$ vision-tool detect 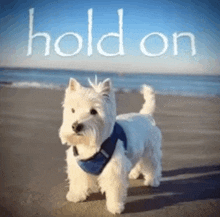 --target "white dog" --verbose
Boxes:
[59,78,162,214]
